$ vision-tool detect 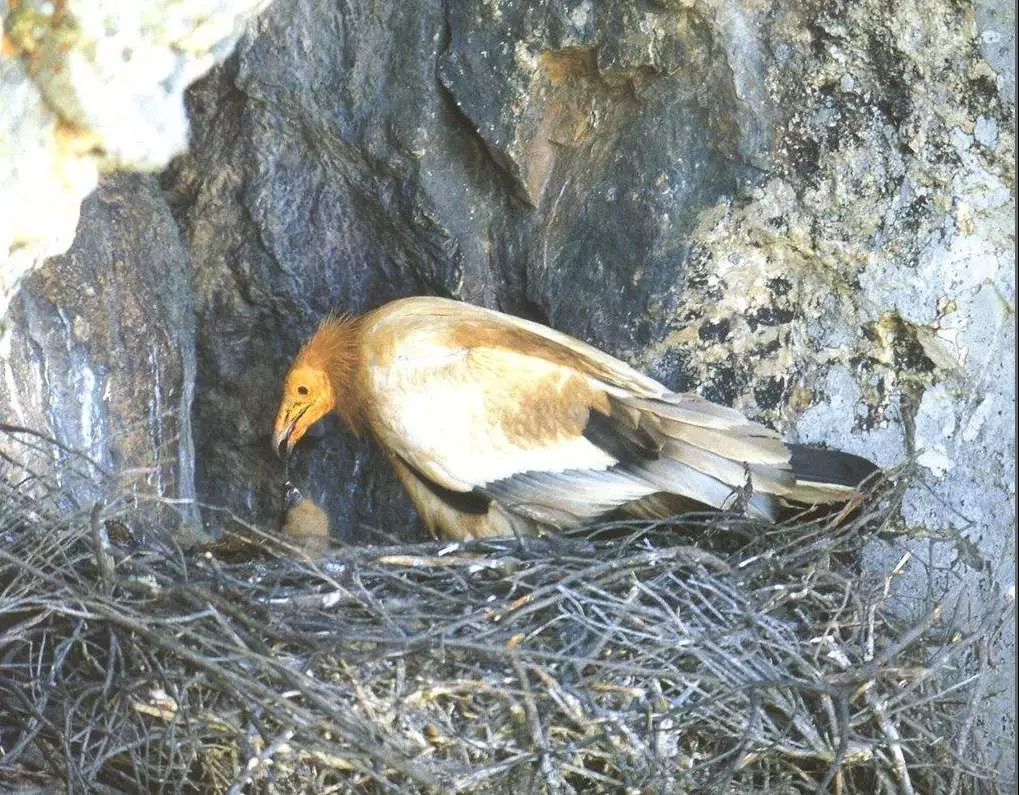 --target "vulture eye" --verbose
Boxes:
[297,385,309,396]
